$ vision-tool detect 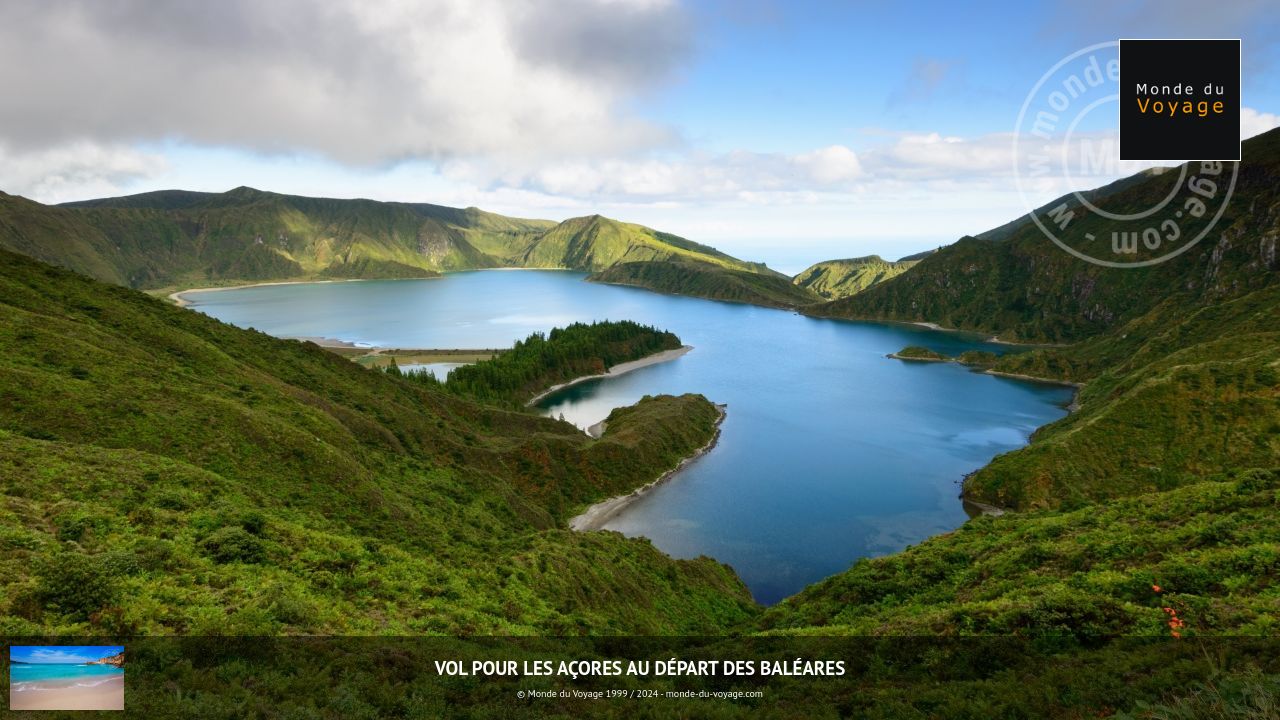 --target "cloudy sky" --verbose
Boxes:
[1,0,1278,272]
[10,645,124,664]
